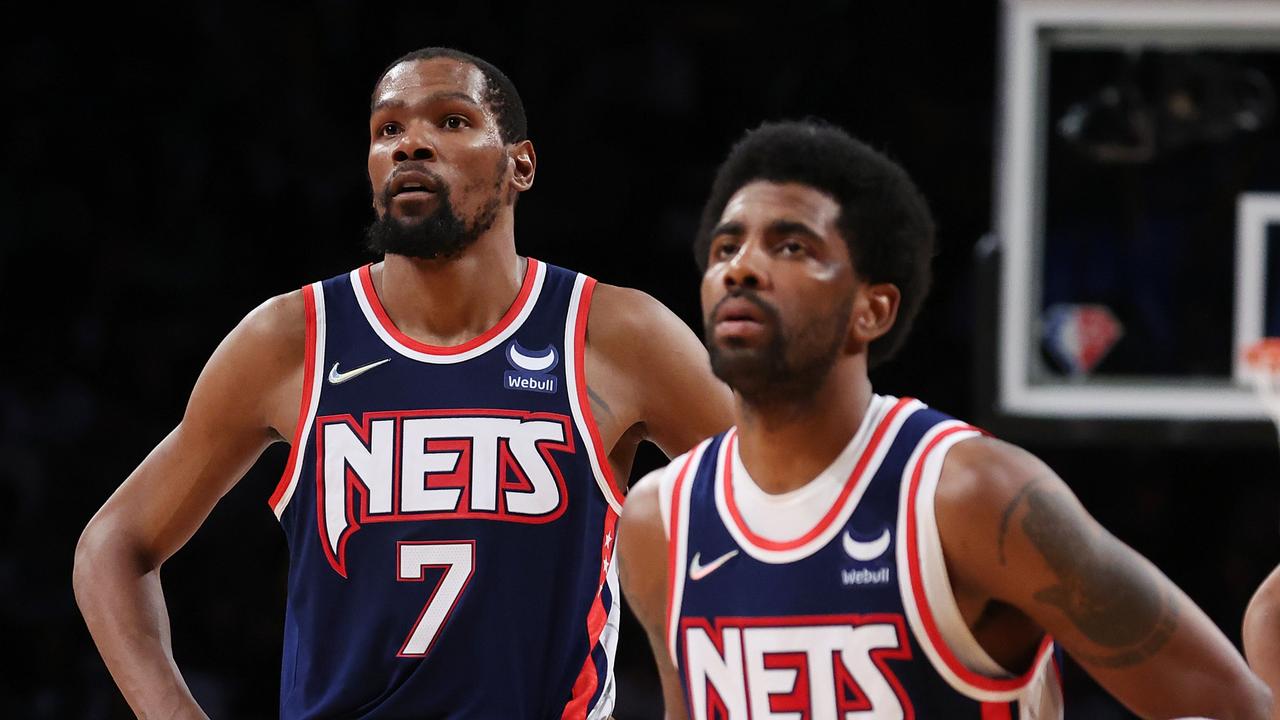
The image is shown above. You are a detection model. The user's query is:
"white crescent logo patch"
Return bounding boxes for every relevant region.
[842,528,891,562]
[507,342,558,372]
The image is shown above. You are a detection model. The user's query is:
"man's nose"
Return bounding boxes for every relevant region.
[393,124,436,163]
[722,240,769,291]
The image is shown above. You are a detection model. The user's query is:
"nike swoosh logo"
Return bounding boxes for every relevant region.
[328,358,391,385]
[843,528,891,562]
[688,549,739,581]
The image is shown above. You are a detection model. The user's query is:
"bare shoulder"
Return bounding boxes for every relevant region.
[1254,566,1280,607]
[932,434,1076,587]
[587,282,690,352]
[219,288,308,374]
[1247,565,1280,628]
[617,465,671,560]
[935,435,1053,517]
[622,467,666,527]
[185,288,308,436]
[238,288,307,356]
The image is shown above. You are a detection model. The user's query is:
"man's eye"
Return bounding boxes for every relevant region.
[443,116,469,129]
[713,241,740,259]
[379,123,401,137]
[780,241,806,256]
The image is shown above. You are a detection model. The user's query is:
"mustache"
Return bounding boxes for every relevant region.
[379,163,449,207]
[707,288,782,327]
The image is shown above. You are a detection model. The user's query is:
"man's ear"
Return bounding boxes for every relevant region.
[510,140,536,193]
[850,282,901,346]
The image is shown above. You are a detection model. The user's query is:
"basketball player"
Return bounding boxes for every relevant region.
[1246,567,1280,718]
[617,120,1271,718]
[72,48,733,718]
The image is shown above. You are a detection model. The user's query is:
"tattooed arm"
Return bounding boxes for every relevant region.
[935,436,1271,719]
[1245,565,1280,718]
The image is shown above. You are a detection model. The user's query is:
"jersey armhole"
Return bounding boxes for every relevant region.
[564,275,626,514]
[897,423,1058,703]
[268,282,326,519]
[663,441,708,666]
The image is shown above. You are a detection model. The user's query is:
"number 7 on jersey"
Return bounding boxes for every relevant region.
[396,541,475,657]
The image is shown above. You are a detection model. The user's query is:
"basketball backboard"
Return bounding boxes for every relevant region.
[990,0,1280,435]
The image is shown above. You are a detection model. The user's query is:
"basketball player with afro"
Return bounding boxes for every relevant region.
[617,120,1270,718]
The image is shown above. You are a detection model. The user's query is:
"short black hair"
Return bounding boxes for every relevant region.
[373,47,527,145]
[695,119,935,368]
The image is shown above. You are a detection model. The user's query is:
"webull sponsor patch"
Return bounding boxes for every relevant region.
[504,341,559,394]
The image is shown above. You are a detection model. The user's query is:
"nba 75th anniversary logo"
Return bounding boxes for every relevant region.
[504,340,558,394]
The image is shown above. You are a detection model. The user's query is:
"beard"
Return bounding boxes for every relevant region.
[705,289,853,407]
[364,171,501,261]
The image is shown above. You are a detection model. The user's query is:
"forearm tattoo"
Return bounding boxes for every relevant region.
[999,478,1179,668]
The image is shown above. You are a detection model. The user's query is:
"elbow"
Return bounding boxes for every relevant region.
[72,513,143,610]
[72,518,107,609]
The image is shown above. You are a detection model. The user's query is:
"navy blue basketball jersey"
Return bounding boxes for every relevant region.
[267,258,625,719]
[660,395,1063,719]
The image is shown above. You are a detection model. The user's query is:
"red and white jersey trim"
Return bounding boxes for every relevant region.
[350,258,545,364]
[662,439,713,664]
[564,274,626,514]
[562,507,621,720]
[715,395,923,564]
[896,420,1062,715]
[270,282,327,519]
[590,555,622,720]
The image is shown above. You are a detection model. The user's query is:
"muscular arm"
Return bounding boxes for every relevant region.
[72,291,305,718]
[586,284,733,463]
[616,470,690,720]
[1245,565,1280,718]
[936,437,1271,719]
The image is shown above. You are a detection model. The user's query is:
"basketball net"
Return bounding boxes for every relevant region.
[1243,338,1280,447]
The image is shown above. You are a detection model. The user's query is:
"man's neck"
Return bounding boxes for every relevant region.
[373,224,524,347]
[733,360,873,495]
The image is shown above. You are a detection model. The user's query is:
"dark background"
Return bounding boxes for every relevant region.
[5,3,1278,718]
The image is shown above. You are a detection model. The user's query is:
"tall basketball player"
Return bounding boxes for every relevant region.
[617,120,1271,718]
[72,48,733,718]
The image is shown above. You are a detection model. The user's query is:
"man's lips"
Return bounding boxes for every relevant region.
[711,294,772,343]
[389,170,443,197]
[713,296,767,325]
